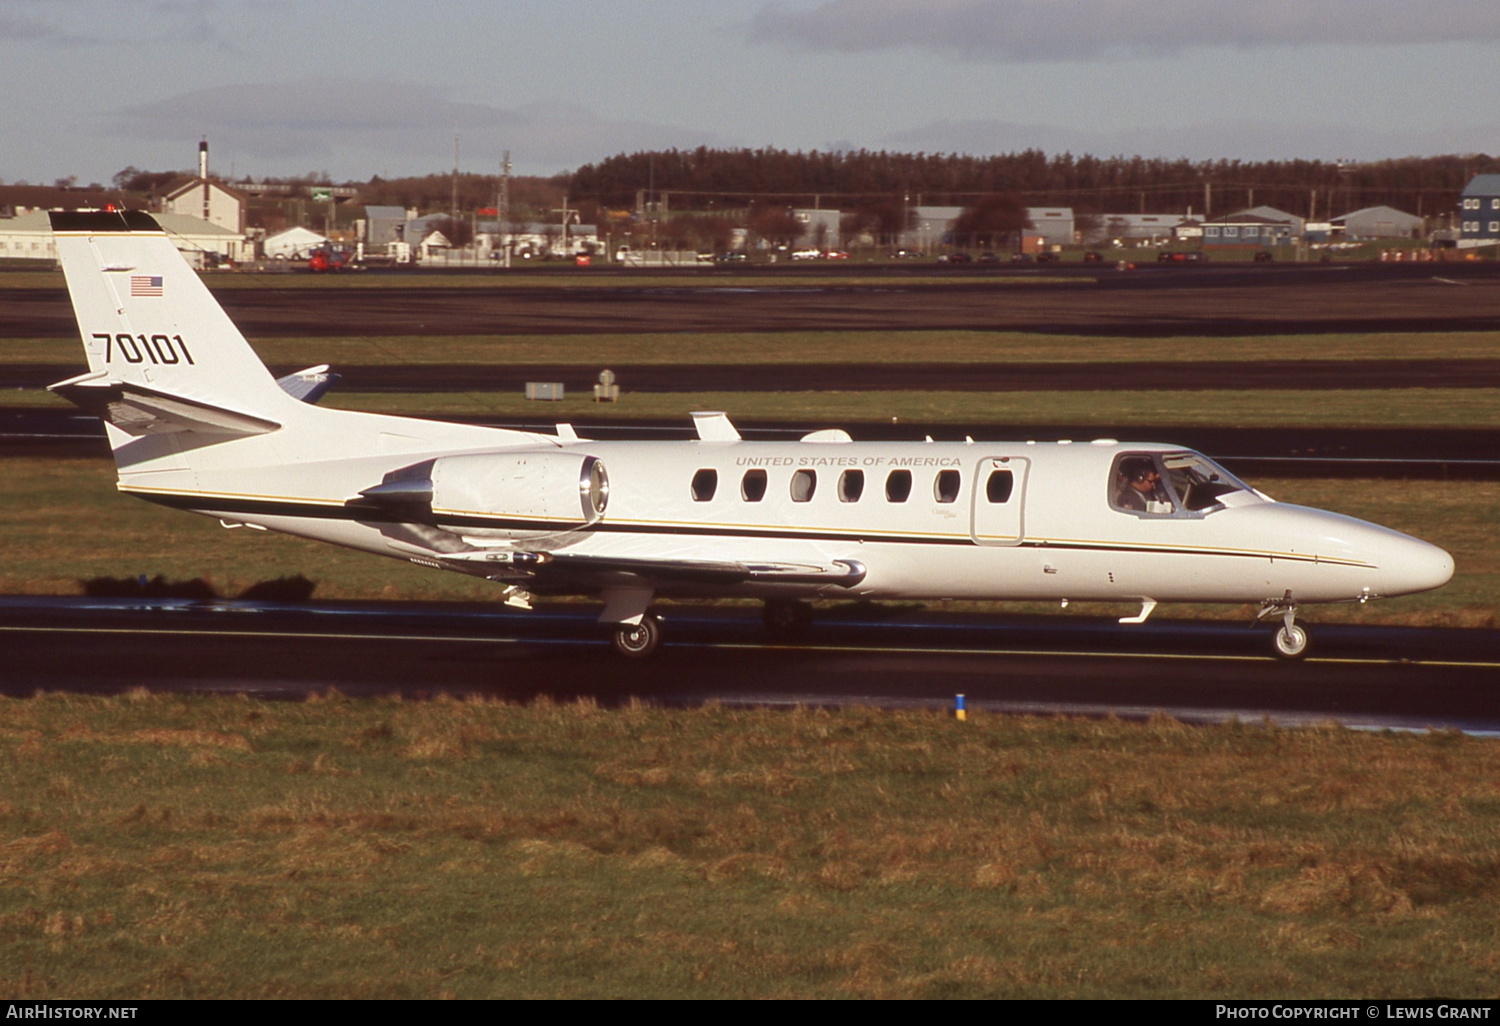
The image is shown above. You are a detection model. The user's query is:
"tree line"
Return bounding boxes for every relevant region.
[569,147,1500,221]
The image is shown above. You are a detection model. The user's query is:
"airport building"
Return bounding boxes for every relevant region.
[1232,206,1306,235]
[1332,205,1423,240]
[1090,213,1194,245]
[1456,176,1500,248]
[262,226,330,260]
[898,205,1075,251]
[391,213,602,263]
[362,205,411,249]
[158,144,245,236]
[161,177,247,235]
[0,209,248,266]
[1201,210,1298,250]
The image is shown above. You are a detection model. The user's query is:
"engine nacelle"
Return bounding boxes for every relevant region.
[429,450,608,528]
[360,450,608,532]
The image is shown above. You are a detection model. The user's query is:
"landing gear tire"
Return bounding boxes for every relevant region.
[1273,620,1309,660]
[612,614,662,658]
[762,599,813,640]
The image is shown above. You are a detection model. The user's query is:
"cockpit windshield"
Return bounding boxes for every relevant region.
[1111,451,1253,516]
[1161,452,1252,511]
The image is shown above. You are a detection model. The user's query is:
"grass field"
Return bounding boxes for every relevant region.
[6,381,1500,429]
[1,694,1497,999]
[311,387,1500,429]
[6,329,1500,366]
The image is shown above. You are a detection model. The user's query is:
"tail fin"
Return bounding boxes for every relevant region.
[48,210,293,434]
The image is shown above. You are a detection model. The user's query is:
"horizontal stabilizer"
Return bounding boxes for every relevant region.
[49,371,281,439]
[275,365,341,404]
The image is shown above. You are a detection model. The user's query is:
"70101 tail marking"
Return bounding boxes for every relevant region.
[94,333,195,365]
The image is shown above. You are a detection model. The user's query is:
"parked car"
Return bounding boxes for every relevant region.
[1035,251,1059,264]
[1157,251,1208,263]
[941,251,973,264]
[1082,251,1105,263]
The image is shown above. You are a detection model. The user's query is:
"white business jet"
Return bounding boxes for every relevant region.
[47,211,1453,658]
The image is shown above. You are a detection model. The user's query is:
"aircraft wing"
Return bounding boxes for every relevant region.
[49,371,281,438]
[438,549,867,589]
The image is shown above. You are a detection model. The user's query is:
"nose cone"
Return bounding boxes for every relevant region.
[1377,534,1455,597]
[1266,504,1455,600]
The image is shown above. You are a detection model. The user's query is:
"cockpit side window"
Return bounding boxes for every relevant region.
[1111,454,1177,516]
[1110,452,1252,516]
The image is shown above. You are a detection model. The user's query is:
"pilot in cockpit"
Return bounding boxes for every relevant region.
[1115,458,1175,514]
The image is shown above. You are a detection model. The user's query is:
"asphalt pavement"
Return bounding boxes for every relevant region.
[2,597,1496,734]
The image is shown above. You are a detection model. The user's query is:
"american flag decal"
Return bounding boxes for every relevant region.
[130,275,163,297]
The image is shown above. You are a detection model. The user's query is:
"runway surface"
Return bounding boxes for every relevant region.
[3,597,1496,734]
[11,358,1500,393]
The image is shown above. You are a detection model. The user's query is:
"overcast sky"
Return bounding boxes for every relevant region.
[3,0,1498,187]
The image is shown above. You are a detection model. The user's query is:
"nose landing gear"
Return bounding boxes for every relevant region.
[1272,619,1309,659]
[1257,591,1309,660]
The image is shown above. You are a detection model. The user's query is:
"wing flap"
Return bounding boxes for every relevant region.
[439,549,866,588]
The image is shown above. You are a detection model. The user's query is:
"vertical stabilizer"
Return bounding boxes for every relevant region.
[48,210,292,419]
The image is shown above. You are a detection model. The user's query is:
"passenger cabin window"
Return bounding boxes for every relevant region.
[985,470,1014,503]
[691,468,717,502]
[934,469,961,503]
[838,469,864,502]
[790,469,817,502]
[885,469,912,502]
[741,469,767,502]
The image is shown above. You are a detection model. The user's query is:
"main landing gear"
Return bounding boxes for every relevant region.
[1257,591,1309,660]
[611,613,663,658]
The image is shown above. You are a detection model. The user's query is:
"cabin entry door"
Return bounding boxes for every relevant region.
[970,456,1028,545]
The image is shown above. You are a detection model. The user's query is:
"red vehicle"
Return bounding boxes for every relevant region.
[307,246,350,272]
